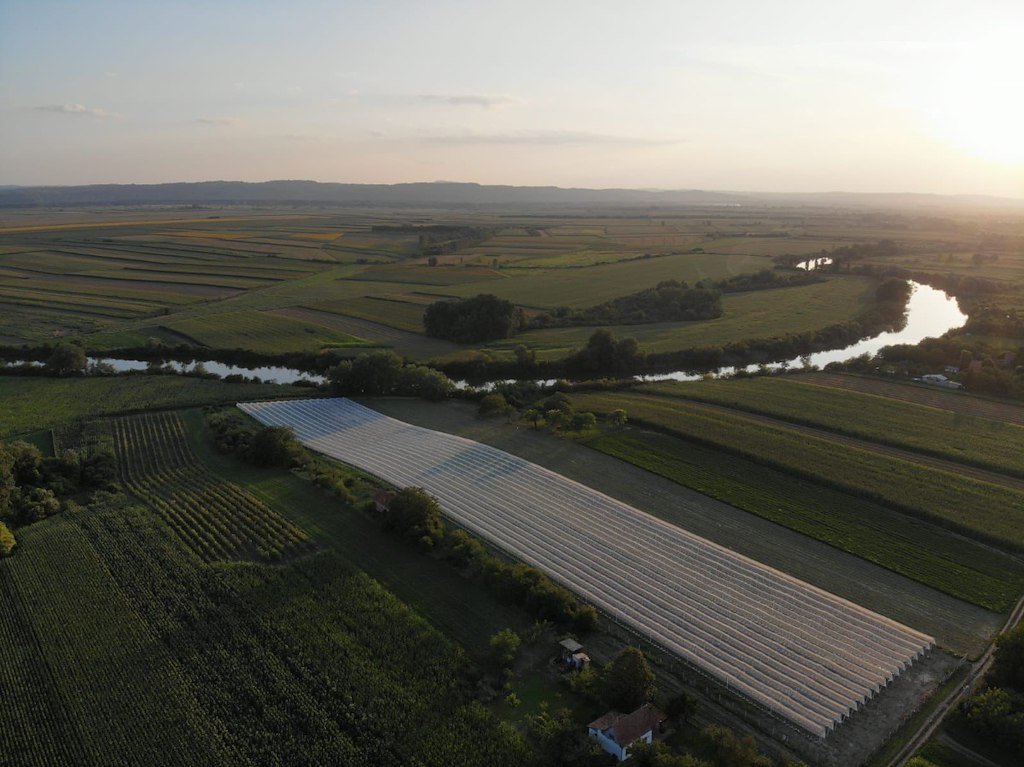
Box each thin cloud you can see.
[34,103,120,119]
[195,117,239,127]
[417,93,512,108]
[426,130,677,146]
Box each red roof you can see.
[589,704,666,745]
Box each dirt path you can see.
[362,398,1004,658]
[890,595,1024,767]
[796,373,1024,425]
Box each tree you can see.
[701,724,772,767]
[0,445,15,522]
[569,412,597,432]
[479,393,512,418]
[424,294,523,343]
[327,350,403,396]
[46,343,86,374]
[601,647,654,711]
[545,409,568,430]
[489,628,522,669]
[665,692,697,723]
[0,521,15,557]
[16,486,61,524]
[607,409,628,428]
[383,487,445,546]
[245,426,303,467]
[514,344,536,366]
[990,625,1024,691]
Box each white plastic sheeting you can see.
[239,397,934,738]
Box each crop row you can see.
[638,377,1024,477]
[1,517,215,766]
[112,412,314,563]
[589,431,1024,613]
[0,559,88,766]
[570,391,1024,551]
[77,501,522,766]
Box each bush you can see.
[245,426,303,468]
[0,521,15,556]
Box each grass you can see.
[639,376,1024,477]
[481,277,877,360]
[0,375,309,438]
[570,390,1024,551]
[162,309,376,353]
[306,295,429,333]
[587,430,1024,612]
[438,251,771,309]
[180,408,538,660]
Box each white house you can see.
[587,703,667,762]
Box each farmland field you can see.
[568,390,1024,550]
[242,397,935,738]
[362,396,1006,657]
[111,412,315,562]
[0,375,308,438]
[480,276,877,360]
[162,309,376,354]
[5,204,1015,367]
[636,377,1024,477]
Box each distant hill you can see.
[0,180,1020,210]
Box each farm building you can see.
[558,638,590,669]
[240,397,935,739]
[588,703,667,762]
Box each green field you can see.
[362,397,1006,657]
[638,377,1024,477]
[162,309,377,353]
[588,430,1024,612]
[481,276,876,360]
[4,205,1020,368]
[0,375,310,438]
[570,390,1024,550]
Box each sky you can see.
[1,0,1022,196]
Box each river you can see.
[2,276,966,387]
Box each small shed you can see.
[559,638,584,661]
[373,490,395,512]
[587,703,667,762]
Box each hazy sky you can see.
[2,0,1022,195]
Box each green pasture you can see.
[639,377,1024,477]
[162,310,376,354]
[588,431,1024,613]
[569,390,1024,551]
[437,251,772,309]
[0,375,308,438]
[483,276,876,360]
[348,265,504,286]
[305,296,428,333]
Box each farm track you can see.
[890,594,1024,767]
[646,395,1024,493]
[796,373,1024,425]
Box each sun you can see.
[921,45,1024,165]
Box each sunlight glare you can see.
[923,45,1024,165]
